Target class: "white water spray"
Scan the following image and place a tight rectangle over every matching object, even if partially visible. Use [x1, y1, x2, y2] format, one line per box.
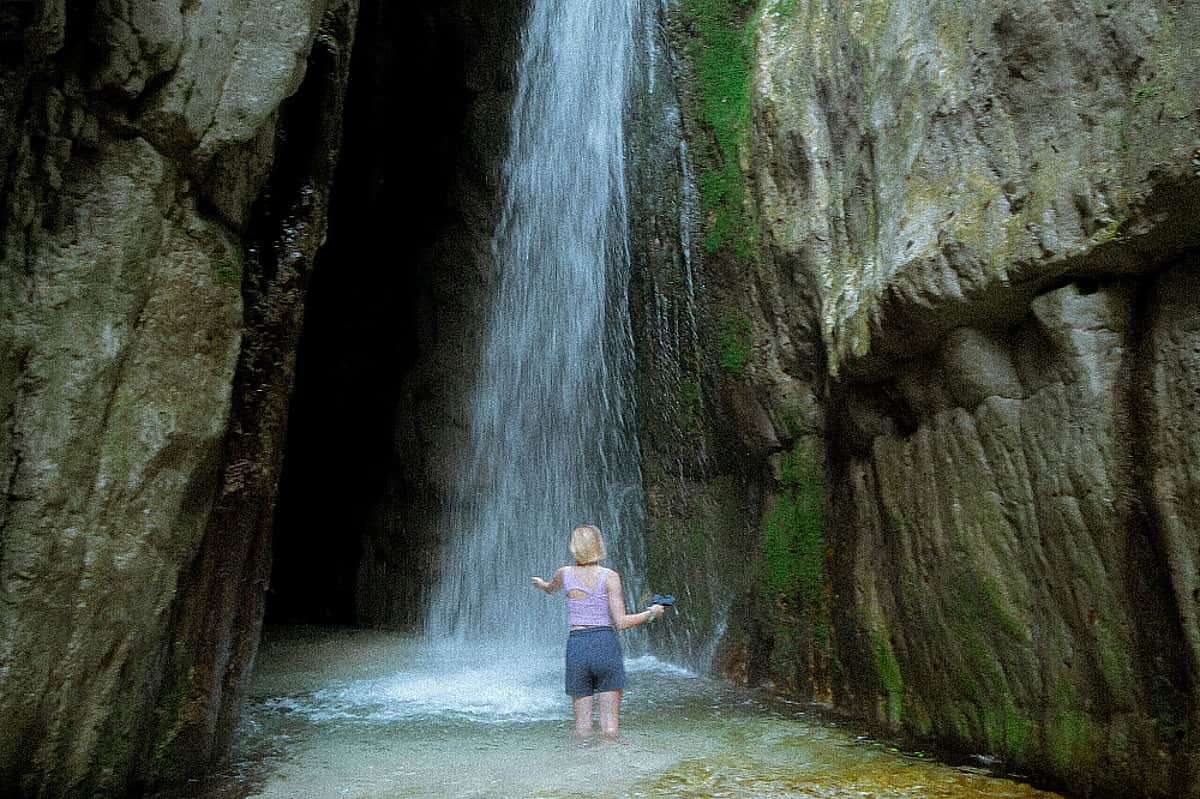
[426, 0, 647, 647]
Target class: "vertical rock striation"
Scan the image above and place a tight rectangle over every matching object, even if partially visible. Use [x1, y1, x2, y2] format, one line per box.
[0, 0, 357, 795]
[659, 0, 1200, 795]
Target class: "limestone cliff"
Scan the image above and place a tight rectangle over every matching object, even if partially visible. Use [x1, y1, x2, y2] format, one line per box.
[0, 0, 357, 795]
[652, 0, 1200, 796]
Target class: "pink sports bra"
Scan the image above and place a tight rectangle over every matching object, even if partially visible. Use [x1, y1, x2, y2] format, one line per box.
[562, 567, 613, 627]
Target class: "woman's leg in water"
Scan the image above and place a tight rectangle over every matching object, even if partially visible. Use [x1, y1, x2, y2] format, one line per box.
[597, 689, 621, 740]
[572, 695, 594, 740]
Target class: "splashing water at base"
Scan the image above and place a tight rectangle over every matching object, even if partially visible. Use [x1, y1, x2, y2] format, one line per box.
[182, 629, 1067, 799]
[426, 0, 647, 648]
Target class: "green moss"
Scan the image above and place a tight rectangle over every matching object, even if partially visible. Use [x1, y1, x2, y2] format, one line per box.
[213, 258, 242, 286]
[870, 628, 904, 724]
[1131, 80, 1164, 109]
[909, 700, 934, 737]
[1004, 701, 1036, 757]
[678, 378, 704, 432]
[978, 578, 1026, 642]
[779, 414, 803, 440]
[718, 308, 751, 374]
[1092, 617, 1136, 708]
[1089, 216, 1126, 246]
[680, 0, 760, 258]
[745, 440, 831, 693]
[977, 699, 1035, 757]
[931, 577, 1044, 759]
[1045, 709, 1107, 776]
[760, 440, 825, 611]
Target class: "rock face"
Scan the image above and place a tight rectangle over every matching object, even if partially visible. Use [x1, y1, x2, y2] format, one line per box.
[3, 0, 1195, 796]
[655, 0, 1200, 796]
[0, 0, 357, 795]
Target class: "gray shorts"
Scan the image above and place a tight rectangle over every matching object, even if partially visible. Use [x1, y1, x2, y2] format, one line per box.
[564, 626, 626, 697]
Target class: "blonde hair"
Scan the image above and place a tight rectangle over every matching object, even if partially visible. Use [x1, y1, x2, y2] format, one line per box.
[569, 524, 607, 565]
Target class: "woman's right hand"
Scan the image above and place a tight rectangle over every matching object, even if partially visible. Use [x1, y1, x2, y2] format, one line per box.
[648, 604, 666, 620]
[532, 568, 565, 595]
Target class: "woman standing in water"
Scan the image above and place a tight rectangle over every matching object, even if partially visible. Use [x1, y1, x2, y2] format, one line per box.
[531, 524, 666, 741]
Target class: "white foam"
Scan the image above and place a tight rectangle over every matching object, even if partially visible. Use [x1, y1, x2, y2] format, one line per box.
[624, 654, 696, 677]
[261, 654, 567, 724]
[372, 664, 564, 720]
[258, 648, 701, 727]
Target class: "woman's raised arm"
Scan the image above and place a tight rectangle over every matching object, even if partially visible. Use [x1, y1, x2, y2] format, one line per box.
[605, 571, 663, 630]
[531, 567, 566, 594]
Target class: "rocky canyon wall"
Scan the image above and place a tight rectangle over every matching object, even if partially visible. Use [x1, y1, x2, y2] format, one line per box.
[647, 0, 1200, 796]
[2, 0, 1196, 796]
[0, 0, 357, 795]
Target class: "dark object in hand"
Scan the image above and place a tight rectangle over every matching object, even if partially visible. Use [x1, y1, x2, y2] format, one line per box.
[646, 594, 676, 607]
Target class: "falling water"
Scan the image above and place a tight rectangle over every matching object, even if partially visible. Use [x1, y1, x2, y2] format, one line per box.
[426, 0, 647, 646]
[205, 6, 1076, 797]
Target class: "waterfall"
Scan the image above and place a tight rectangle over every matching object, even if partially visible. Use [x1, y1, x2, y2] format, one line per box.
[426, 0, 647, 647]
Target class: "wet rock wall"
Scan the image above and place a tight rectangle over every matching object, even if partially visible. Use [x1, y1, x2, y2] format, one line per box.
[653, 0, 1200, 795]
[0, 0, 357, 794]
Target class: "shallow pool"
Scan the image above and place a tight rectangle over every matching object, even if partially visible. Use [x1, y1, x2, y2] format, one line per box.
[177, 628, 1065, 799]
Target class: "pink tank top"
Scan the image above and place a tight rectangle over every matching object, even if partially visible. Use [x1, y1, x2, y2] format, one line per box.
[563, 567, 613, 627]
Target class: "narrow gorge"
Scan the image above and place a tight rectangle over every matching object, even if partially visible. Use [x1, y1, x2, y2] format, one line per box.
[1, 0, 1197, 797]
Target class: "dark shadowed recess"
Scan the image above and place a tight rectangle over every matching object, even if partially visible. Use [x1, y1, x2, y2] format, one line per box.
[267, 2, 476, 627]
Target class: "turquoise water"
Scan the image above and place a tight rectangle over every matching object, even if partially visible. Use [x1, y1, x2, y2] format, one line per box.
[182, 628, 1064, 799]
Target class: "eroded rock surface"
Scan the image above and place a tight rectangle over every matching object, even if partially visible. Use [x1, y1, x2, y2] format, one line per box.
[721, 0, 1200, 795]
[753, 0, 1200, 376]
[0, 1, 357, 795]
[656, 0, 1200, 796]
